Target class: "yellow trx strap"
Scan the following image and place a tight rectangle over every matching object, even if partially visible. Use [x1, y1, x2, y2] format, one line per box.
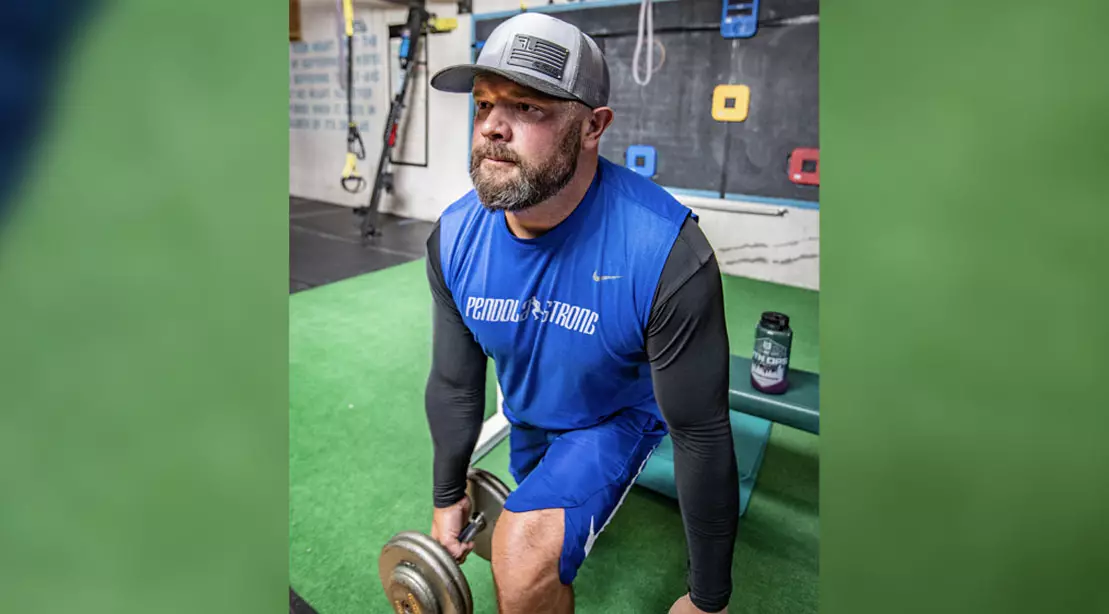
[340, 0, 365, 193]
[342, 0, 355, 36]
[341, 150, 365, 193]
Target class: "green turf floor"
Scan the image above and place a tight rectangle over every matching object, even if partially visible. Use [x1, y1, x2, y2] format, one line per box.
[290, 259, 819, 613]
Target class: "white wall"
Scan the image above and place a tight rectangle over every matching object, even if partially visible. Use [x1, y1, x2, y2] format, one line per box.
[684, 197, 820, 291]
[289, 0, 820, 290]
[290, 3, 390, 207]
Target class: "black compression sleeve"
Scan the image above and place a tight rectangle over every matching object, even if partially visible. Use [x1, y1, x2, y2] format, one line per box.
[425, 222, 489, 509]
[647, 218, 738, 613]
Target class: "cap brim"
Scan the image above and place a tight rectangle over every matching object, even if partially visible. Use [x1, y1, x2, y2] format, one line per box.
[430, 64, 580, 103]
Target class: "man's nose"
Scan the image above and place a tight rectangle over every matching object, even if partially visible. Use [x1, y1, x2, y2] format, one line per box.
[478, 106, 512, 141]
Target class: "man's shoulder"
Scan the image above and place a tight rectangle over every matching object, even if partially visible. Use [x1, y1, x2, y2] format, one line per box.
[441, 189, 482, 219]
[431, 189, 492, 278]
[433, 189, 484, 249]
[598, 157, 690, 224]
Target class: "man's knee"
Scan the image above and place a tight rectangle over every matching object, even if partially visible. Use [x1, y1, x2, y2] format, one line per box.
[491, 507, 566, 590]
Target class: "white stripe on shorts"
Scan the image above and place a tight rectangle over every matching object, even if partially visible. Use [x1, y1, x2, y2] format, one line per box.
[583, 444, 658, 557]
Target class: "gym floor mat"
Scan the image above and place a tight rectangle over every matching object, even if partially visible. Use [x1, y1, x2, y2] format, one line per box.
[290, 260, 819, 613]
[289, 196, 435, 294]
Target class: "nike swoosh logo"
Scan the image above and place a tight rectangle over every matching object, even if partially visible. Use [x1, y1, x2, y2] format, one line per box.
[592, 271, 623, 282]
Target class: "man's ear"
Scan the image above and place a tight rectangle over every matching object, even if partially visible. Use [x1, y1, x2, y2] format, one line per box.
[581, 106, 614, 149]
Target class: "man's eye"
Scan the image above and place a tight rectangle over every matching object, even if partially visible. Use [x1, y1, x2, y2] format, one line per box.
[476, 101, 491, 110]
[518, 103, 535, 113]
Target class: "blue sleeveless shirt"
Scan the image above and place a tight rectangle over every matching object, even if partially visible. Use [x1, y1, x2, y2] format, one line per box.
[437, 157, 692, 431]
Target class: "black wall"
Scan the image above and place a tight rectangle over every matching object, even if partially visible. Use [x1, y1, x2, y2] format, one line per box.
[475, 0, 819, 203]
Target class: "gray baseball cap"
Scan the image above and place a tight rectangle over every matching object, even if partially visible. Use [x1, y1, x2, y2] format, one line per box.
[430, 13, 610, 108]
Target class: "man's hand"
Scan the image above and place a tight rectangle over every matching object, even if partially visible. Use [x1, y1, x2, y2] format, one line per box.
[669, 593, 727, 614]
[431, 496, 474, 563]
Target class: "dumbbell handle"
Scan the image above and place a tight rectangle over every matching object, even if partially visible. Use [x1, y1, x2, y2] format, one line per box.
[457, 511, 486, 544]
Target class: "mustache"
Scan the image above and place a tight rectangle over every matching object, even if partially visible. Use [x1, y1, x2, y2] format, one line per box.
[473, 143, 521, 164]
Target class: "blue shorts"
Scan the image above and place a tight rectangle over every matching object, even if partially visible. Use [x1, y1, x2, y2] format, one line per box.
[502, 409, 667, 585]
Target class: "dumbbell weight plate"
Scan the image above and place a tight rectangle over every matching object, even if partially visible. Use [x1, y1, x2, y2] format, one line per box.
[379, 531, 472, 614]
[465, 469, 511, 561]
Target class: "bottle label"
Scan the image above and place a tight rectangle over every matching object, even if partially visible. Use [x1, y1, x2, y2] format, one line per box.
[751, 336, 789, 387]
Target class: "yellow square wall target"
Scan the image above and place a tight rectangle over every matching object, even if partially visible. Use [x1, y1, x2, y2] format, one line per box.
[712, 84, 750, 122]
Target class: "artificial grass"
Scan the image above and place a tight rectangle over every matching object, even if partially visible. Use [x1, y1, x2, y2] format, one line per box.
[290, 260, 819, 613]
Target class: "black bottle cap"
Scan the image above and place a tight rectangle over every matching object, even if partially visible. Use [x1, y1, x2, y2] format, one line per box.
[759, 311, 790, 331]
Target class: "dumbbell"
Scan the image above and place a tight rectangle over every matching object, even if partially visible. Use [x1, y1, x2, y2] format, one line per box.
[379, 468, 511, 614]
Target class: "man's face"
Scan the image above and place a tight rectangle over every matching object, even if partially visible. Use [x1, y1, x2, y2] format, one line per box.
[469, 74, 585, 212]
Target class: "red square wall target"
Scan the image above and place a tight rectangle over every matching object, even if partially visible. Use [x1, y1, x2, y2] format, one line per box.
[788, 147, 819, 186]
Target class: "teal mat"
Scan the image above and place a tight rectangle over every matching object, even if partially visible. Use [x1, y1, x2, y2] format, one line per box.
[635, 411, 772, 516]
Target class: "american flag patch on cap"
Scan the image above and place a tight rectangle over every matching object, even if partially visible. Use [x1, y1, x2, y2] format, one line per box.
[507, 34, 569, 80]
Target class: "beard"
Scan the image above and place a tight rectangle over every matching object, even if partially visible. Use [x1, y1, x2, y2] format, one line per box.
[469, 126, 582, 212]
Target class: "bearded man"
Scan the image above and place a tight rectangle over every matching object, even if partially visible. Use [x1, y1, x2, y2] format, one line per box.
[422, 12, 739, 614]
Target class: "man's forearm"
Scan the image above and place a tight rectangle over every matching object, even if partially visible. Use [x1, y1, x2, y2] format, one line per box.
[423, 296, 488, 508]
[425, 372, 486, 508]
[669, 417, 739, 612]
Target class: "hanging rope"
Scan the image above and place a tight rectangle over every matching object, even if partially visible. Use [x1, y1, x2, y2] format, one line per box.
[631, 0, 655, 86]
